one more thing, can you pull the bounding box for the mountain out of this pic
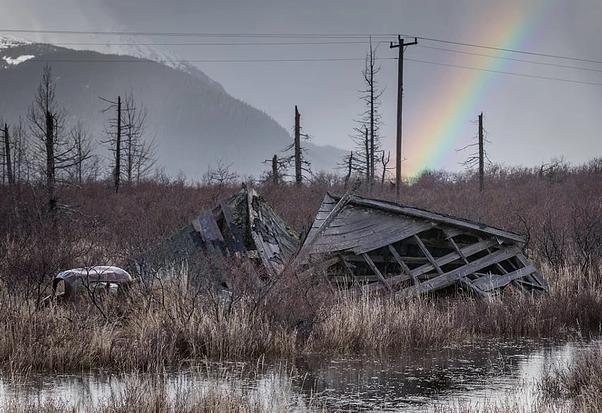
[0,37,345,180]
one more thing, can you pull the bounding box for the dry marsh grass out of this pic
[307,264,602,355]
[538,345,602,413]
[0,264,600,373]
[0,282,296,373]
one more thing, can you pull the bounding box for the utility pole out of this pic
[3,123,13,185]
[294,105,301,185]
[115,96,121,193]
[390,35,417,201]
[478,112,484,192]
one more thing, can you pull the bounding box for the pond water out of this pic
[0,338,598,412]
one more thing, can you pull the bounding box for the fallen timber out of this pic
[136,186,300,284]
[138,187,547,299]
[291,193,548,298]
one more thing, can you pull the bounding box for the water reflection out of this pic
[0,339,597,412]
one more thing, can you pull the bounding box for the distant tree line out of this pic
[0,64,157,212]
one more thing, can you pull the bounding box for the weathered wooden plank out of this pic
[366,238,499,292]
[397,246,520,298]
[471,264,537,292]
[448,237,469,264]
[410,238,499,279]
[345,254,429,264]
[443,227,466,239]
[459,277,490,299]
[362,253,392,292]
[413,234,443,274]
[387,245,417,284]
[289,194,352,271]
[343,196,526,244]
[516,254,549,291]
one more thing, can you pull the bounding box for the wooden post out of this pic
[3,123,13,185]
[115,96,121,193]
[294,105,301,185]
[478,112,484,192]
[390,36,417,201]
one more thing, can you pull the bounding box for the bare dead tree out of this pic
[457,112,491,191]
[280,106,312,182]
[344,151,353,188]
[349,38,384,188]
[2,123,13,185]
[379,150,392,186]
[10,119,30,183]
[68,122,94,185]
[100,96,122,193]
[203,159,239,187]
[122,92,155,183]
[28,65,77,212]
[262,154,288,184]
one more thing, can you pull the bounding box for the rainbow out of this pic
[403,0,552,178]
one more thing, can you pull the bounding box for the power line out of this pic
[2,27,600,65]
[413,36,602,66]
[417,45,602,74]
[37,40,372,46]
[406,57,602,86]
[14,55,602,86]
[20,57,391,63]
[41,39,602,73]
[0,28,393,38]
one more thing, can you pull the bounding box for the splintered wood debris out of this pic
[136,186,299,279]
[290,193,548,298]
[139,188,547,299]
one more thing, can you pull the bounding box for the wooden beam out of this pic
[289,193,351,272]
[459,277,490,299]
[388,245,417,285]
[362,253,392,293]
[366,238,499,292]
[516,254,549,291]
[411,238,499,278]
[471,264,537,292]
[448,237,469,264]
[413,234,444,274]
[397,246,520,298]
[343,195,526,243]
[345,254,429,264]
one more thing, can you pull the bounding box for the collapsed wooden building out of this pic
[138,187,547,298]
[291,193,548,298]
[136,186,300,283]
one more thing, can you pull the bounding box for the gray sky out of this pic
[2,0,601,175]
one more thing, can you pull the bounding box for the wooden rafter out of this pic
[413,234,444,274]
[387,245,416,285]
[362,253,392,292]
[397,246,521,298]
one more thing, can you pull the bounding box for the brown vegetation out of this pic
[0,160,600,374]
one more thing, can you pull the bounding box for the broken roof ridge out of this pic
[326,192,525,243]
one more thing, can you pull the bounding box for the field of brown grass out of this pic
[0,160,600,376]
